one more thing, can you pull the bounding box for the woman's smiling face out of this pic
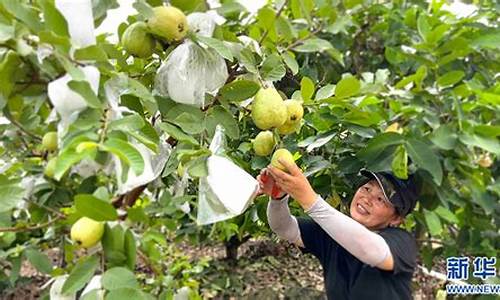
[350,180,402,230]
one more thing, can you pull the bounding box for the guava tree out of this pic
[0,0,498,298]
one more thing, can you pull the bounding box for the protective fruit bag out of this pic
[155,12,228,107]
[197,126,259,225]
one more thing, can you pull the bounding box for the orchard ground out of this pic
[1,237,454,299]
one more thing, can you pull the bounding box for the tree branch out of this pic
[284,25,324,51]
[0,215,64,233]
[258,0,291,45]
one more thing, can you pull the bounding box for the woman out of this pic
[257,158,420,300]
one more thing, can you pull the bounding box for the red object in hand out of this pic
[271,185,282,198]
[261,172,269,183]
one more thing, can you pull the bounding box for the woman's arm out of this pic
[268,159,393,269]
[266,196,304,246]
[305,195,392,268]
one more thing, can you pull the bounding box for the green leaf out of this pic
[74,45,108,62]
[106,288,149,300]
[0,51,22,97]
[260,53,286,82]
[75,194,118,221]
[0,24,15,43]
[281,51,298,75]
[417,14,431,42]
[54,149,87,181]
[2,1,43,32]
[196,36,233,62]
[211,106,239,139]
[102,267,139,290]
[172,112,205,135]
[437,71,465,88]
[109,115,145,132]
[124,229,137,270]
[391,145,408,179]
[424,210,442,236]
[39,0,69,37]
[25,249,53,274]
[220,80,260,102]
[335,75,360,99]
[459,133,500,155]
[158,123,199,145]
[238,48,258,74]
[293,38,333,52]
[126,77,156,103]
[301,77,315,102]
[102,138,145,176]
[405,138,443,185]
[67,81,102,108]
[186,156,209,178]
[315,84,335,100]
[132,0,154,19]
[430,125,457,150]
[357,133,404,162]
[472,32,500,50]
[127,122,159,153]
[0,178,24,213]
[434,206,459,224]
[61,256,99,295]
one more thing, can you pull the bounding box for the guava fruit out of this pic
[277,121,301,135]
[478,154,493,168]
[122,22,156,58]
[42,132,58,151]
[271,149,294,172]
[283,100,303,123]
[251,87,287,130]
[385,122,403,134]
[253,131,275,156]
[146,6,188,42]
[44,158,57,178]
[70,217,105,248]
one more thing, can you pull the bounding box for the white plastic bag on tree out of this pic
[55,0,96,48]
[155,12,228,107]
[47,66,100,137]
[104,76,171,194]
[197,126,259,225]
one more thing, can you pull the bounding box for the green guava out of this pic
[271,149,294,172]
[122,22,156,58]
[251,87,287,130]
[146,6,188,42]
[253,131,275,156]
[70,217,105,248]
[42,132,58,151]
[44,158,57,178]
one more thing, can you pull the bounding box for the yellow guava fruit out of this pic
[146,6,188,42]
[122,22,156,58]
[385,122,403,134]
[277,121,301,135]
[283,100,303,123]
[70,217,105,248]
[271,149,295,172]
[44,158,57,178]
[253,131,275,156]
[42,132,58,151]
[251,87,287,130]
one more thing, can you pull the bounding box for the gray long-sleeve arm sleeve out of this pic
[267,194,391,267]
[266,196,301,243]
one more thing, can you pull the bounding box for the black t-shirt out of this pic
[297,217,417,300]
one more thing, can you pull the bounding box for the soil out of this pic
[0,238,469,299]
